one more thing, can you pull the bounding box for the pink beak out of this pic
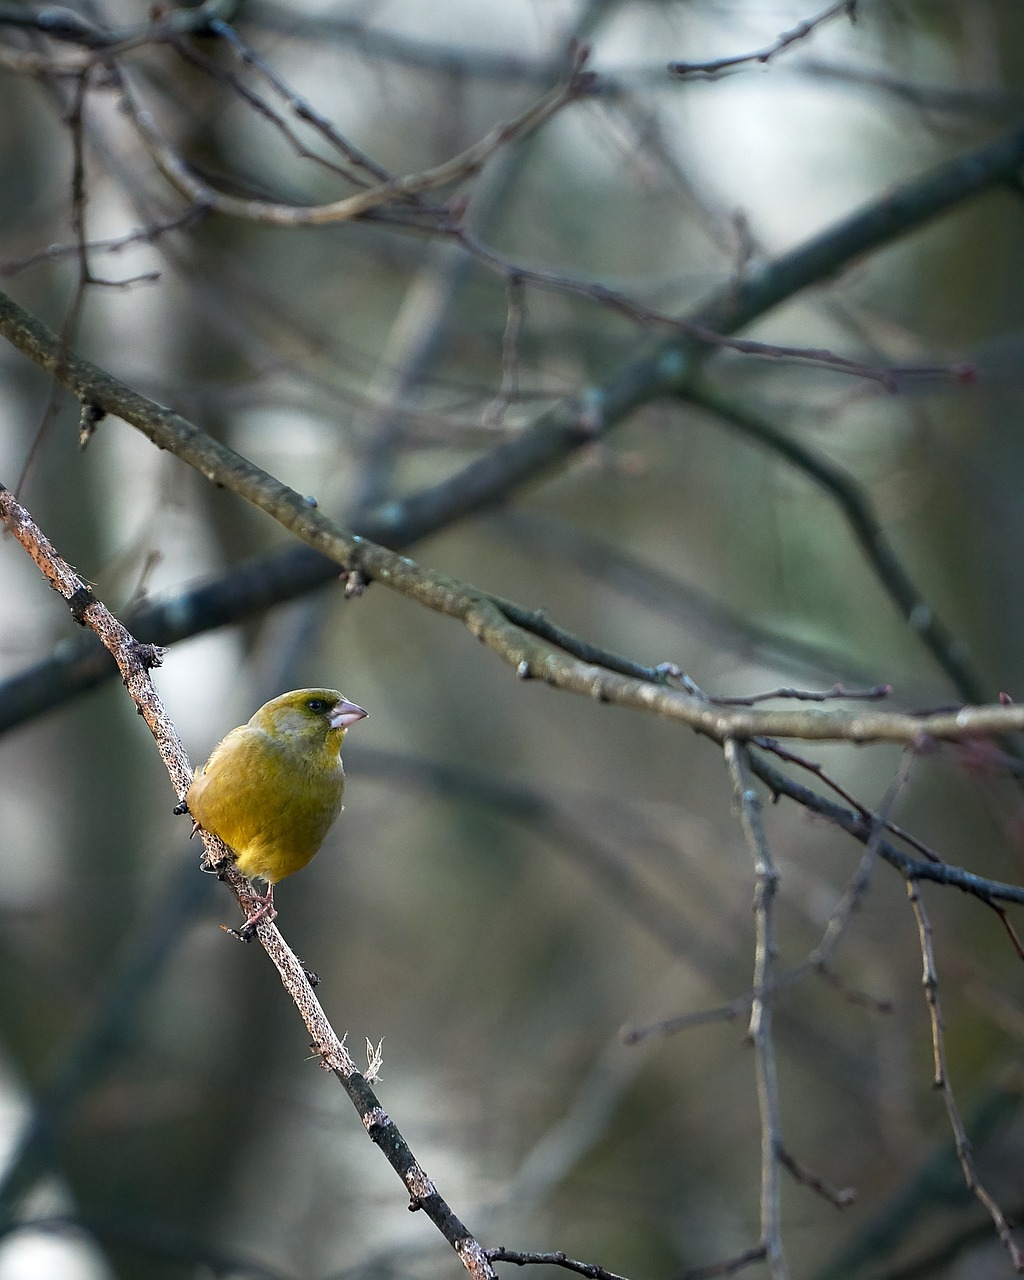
[329,698,368,730]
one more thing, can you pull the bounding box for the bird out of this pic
[182,688,367,933]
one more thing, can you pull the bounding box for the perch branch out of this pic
[0,484,495,1280]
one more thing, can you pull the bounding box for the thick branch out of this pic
[0,293,1023,744]
[4,124,1024,729]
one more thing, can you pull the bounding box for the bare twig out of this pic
[756,737,943,864]
[5,119,1024,735]
[776,1146,856,1209]
[710,683,891,706]
[678,1244,768,1280]
[627,754,910,1044]
[483,275,526,426]
[807,751,915,972]
[724,739,789,1280]
[686,383,985,705]
[905,879,1024,1272]
[669,0,857,79]
[207,17,406,188]
[127,55,593,225]
[487,1248,630,1280]
[622,990,752,1044]
[0,206,208,276]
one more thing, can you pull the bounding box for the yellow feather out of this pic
[186,689,366,919]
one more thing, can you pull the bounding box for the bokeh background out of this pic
[1,2,1024,1278]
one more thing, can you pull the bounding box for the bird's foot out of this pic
[225,891,277,941]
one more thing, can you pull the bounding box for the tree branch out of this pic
[0,484,495,1280]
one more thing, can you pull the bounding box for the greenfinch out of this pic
[184,689,367,930]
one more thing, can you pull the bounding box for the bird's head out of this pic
[250,688,368,749]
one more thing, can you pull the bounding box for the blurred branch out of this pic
[0,867,211,1224]
[0,0,238,73]
[905,881,1023,1270]
[0,870,209,1218]
[0,0,238,48]
[686,382,985,704]
[0,488,880,733]
[0,485,495,1280]
[83,21,983,384]
[4,118,1024,730]
[5,289,1024,749]
[746,747,1024,908]
[724,740,789,1280]
[679,1247,768,1280]
[246,3,580,84]
[357,749,703,961]
[669,0,857,79]
[348,116,1024,571]
[127,51,594,225]
[799,57,1024,121]
[488,510,881,686]
[814,1079,1024,1279]
[623,760,904,1047]
[0,206,209,276]
[775,1147,856,1211]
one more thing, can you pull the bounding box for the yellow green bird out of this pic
[185,688,367,931]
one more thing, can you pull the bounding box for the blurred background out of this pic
[1,1,1024,1277]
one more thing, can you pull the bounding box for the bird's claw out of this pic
[220,922,257,943]
[222,897,278,942]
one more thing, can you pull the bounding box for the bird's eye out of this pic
[307,698,327,713]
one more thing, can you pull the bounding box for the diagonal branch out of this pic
[4,283,1024,746]
[0,484,495,1280]
[686,383,985,704]
[905,880,1024,1271]
[5,124,1024,732]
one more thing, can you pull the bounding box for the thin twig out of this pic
[627,755,910,1044]
[776,1146,856,1209]
[669,1,857,79]
[807,750,916,972]
[710,683,891,706]
[723,740,789,1280]
[905,879,1023,1271]
[127,55,593,225]
[622,991,752,1044]
[678,1244,768,1280]
[487,1248,630,1280]
[758,737,944,863]
[0,206,207,276]
[483,275,526,426]
[687,383,986,706]
[208,17,400,188]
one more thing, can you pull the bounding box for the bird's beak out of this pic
[330,699,368,730]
